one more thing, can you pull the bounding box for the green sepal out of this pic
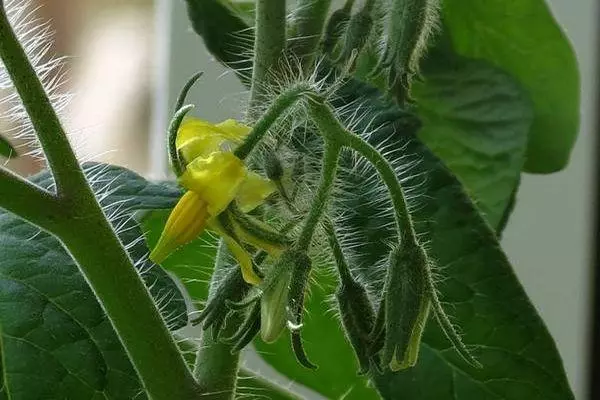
[383,242,431,371]
[192,266,250,338]
[260,252,294,343]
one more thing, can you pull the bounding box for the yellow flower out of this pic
[150,117,277,285]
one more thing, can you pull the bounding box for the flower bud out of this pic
[322,7,352,54]
[336,7,373,65]
[336,276,376,374]
[259,252,294,343]
[264,151,284,182]
[383,242,431,371]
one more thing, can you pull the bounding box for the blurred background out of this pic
[1,0,597,398]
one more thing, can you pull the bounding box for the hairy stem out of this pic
[295,140,341,251]
[194,242,242,400]
[322,218,353,283]
[0,166,63,231]
[289,0,332,70]
[249,0,287,113]
[0,6,200,399]
[236,83,313,160]
[308,100,417,243]
[0,8,82,198]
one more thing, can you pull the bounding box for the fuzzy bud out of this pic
[264,151,284,181]
[336,276,376,374]
[322,7,352,54]
[378,0,439,83]
[336,6,373,65]
[382,242,431,371]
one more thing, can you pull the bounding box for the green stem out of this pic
[235,83,312,160]
[295,141,341,251]
[0,7,201,399]
[59,217,201,399]
[249,0,287,113]
[194,242,242,400]
[0,8,82,198]
[307,100,417,243]
[0,166,63,232]
[289,0,332,70]
[322,218,353,283]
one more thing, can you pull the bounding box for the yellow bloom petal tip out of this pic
[149,191,208,265]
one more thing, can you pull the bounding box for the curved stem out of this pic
[307,100,417,244]
[168,104,194,176]
[322,218,353,283]
[295,141,341,251]
[249,0,286,113]
[235,83,312,160]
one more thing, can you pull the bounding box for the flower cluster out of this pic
[149,117,279,285]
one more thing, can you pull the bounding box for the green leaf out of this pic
[0,135,16,158]
[256,79,574,399]
[442,0,580,173]
[413,50,533,229]
[0,163,187,399]
[185,0,253,84]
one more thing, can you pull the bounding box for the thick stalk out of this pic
[194,242,241,400]
[0,8,83,198]
[0,6,201,398]
[289,0,332,70]
[0,166,63,232]
[249,0,286,113]
[59,216,201,399]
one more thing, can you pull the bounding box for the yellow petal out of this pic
[222,236,262,285]
[176,118,227,163]
[179,151,247,215]
[236,172,276,213]
[176,118,251,163]
[150,191,208,264]
[215,119,251,140]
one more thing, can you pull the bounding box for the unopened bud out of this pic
[322,7,352,54]
[383,242,431,371]
[336,276,376,374]
[260,252,294,343]
[336,7,373,65]
[264,151,284,181]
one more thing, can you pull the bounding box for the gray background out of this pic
[158,1,597,398]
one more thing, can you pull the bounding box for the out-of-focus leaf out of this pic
[185,0,253,84]
[442,0,580,173]
[413,50,533,228]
